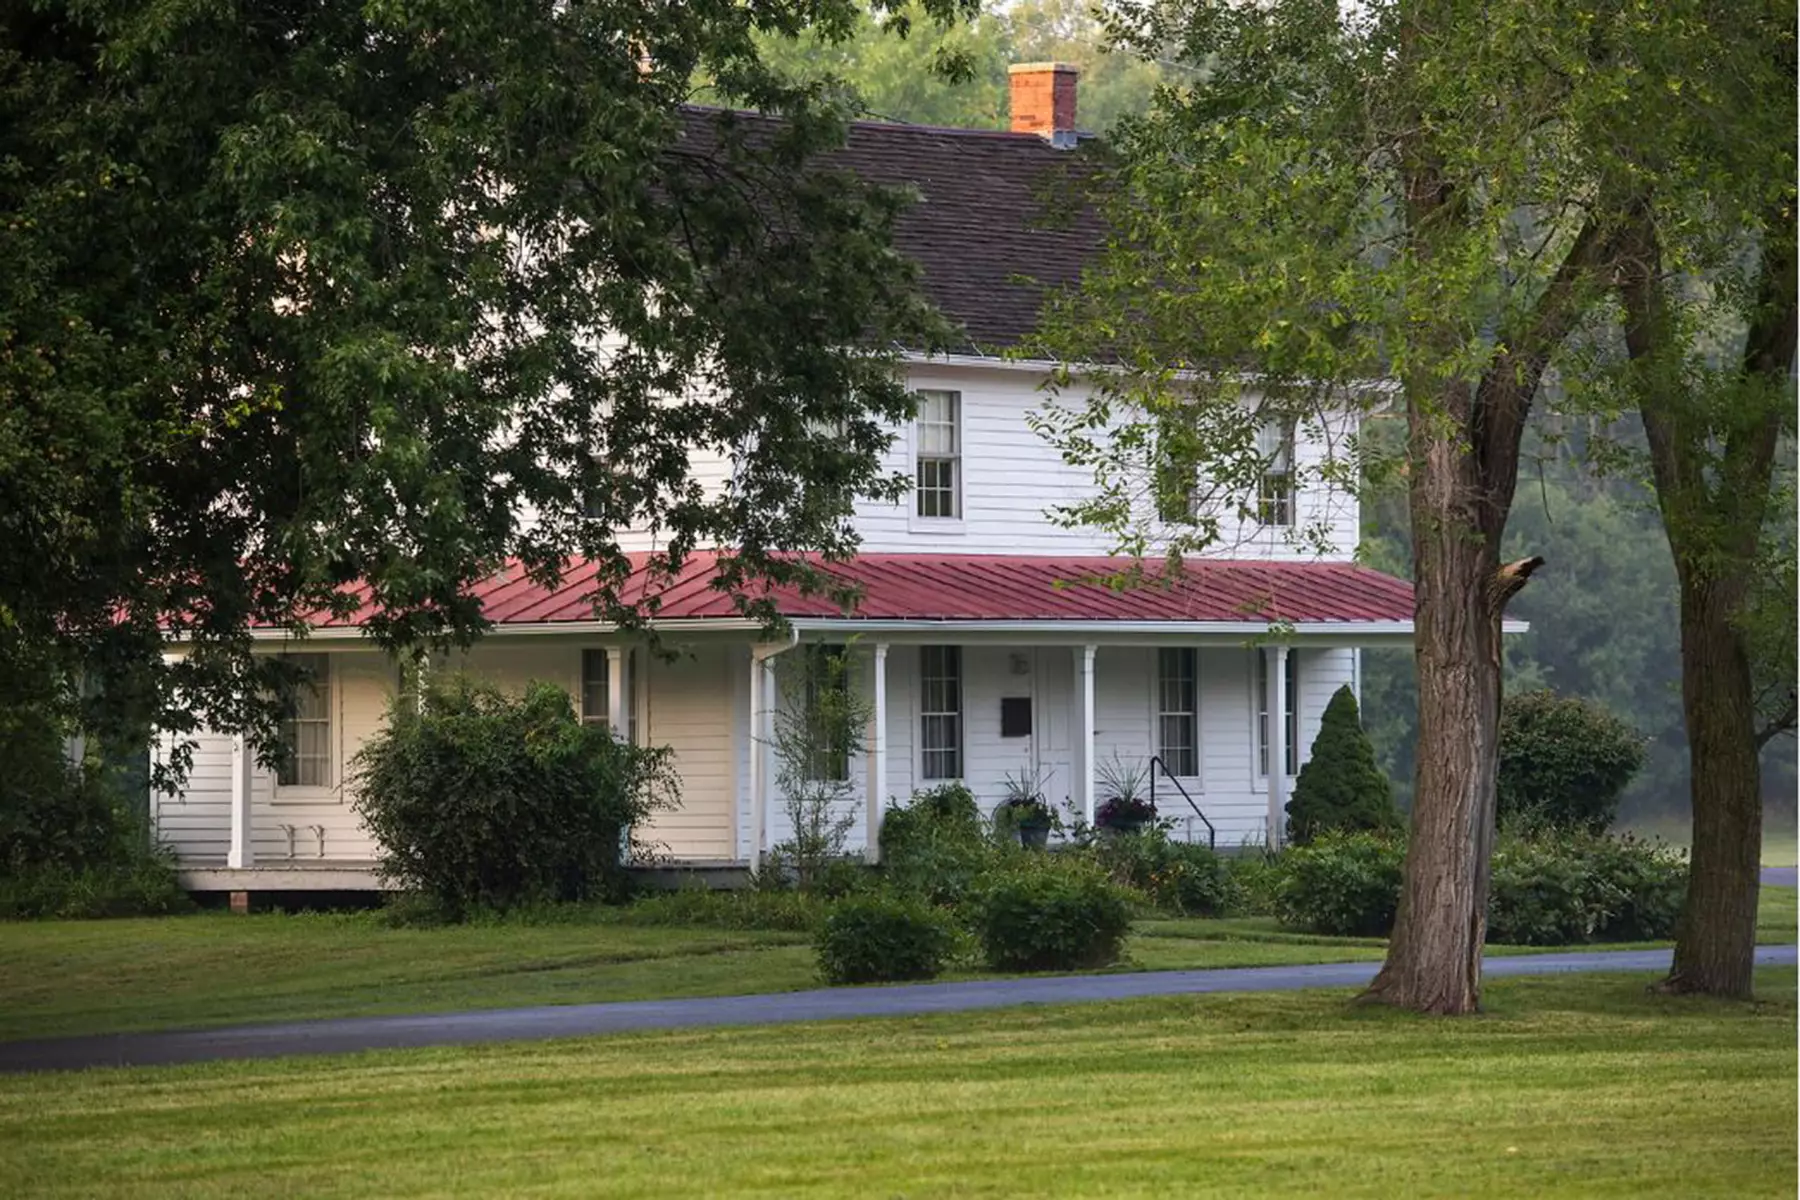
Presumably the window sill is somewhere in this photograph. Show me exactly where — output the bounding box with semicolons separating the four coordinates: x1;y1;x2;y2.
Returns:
907;516;967;536
272;788;341;805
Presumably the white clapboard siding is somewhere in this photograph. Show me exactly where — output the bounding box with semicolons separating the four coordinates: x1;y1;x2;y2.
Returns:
639;643;736;861
597;362;1361;561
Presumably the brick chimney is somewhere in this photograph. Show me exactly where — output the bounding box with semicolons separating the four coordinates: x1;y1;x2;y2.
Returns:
1008;62;1079;149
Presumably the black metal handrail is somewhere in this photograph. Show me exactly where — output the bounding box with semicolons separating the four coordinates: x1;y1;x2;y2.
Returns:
1148;756;1216;850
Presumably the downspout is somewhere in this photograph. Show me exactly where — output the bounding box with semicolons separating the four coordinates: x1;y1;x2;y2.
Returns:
748;628;801;874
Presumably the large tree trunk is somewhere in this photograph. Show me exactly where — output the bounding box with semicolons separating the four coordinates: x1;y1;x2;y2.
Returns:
1662;572;1764;997
1361;383;1544;1015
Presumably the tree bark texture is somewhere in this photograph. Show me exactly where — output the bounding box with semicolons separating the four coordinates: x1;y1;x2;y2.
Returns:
1662;575;1763;998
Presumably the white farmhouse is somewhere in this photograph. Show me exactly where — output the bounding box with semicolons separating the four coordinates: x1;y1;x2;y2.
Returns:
157;65;1425;894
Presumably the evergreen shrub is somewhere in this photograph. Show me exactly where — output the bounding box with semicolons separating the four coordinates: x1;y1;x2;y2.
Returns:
1285;686;1401;845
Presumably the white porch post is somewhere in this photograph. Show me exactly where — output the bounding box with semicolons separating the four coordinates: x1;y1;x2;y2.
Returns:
1267;644;1290;851
866;642;889;864
1077;644;1097;825
748;648;765;872
228;732;255;869
605;646;626;737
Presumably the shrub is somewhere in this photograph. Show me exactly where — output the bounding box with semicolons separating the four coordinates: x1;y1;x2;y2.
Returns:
618;887;828;932
1274;830;1405;937
1222;849;1285;917
1497;690;1645;834
0;700;186;919
974;858;1133;972
878;783;1006;905
353;676;674;918
1285;686;1401;845
1091;829;1244;917
1486;832;1686;945
816;894;956;984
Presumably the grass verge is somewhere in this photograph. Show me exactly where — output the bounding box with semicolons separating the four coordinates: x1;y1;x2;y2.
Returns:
0;890;1792;1043
0;968;1792;1199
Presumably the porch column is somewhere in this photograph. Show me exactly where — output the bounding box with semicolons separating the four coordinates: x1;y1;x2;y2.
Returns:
866;642;889;864
605;646;626;737
228;732;255;869
748;647;765;872
1267;644;1290;851
1077;644;1097;825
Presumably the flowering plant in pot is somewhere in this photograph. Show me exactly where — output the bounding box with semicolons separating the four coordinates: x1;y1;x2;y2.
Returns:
997;769;1058;850
1095;755;1155;834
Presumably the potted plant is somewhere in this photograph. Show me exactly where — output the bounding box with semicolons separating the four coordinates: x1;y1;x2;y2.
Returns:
1095;755;1155;835
997;769;1057;851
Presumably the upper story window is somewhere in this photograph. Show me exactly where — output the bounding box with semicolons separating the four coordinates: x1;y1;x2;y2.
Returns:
1156;648;1199;777
1256;650;1300;777
1256;420;1296;527
919;645;963;780
915;389;962;519
277;654;332;788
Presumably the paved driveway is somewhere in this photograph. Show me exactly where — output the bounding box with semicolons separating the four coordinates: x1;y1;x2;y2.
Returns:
1762;866;1796;887
3;945;1793;1075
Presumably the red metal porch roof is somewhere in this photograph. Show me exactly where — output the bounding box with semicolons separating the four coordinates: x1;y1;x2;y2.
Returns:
306;553;1415;628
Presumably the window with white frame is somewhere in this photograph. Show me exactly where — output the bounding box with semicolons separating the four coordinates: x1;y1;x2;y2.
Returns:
1256;650;1300;776
1256;420;1296;527
580;649;638;741
277;654;332;788
919;645;963;780
1156;648;1199;777
1155;437;1199;524
801;644;850;782
915;389;961;519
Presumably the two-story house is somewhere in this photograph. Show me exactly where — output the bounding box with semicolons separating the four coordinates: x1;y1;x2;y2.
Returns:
155;64;1424;894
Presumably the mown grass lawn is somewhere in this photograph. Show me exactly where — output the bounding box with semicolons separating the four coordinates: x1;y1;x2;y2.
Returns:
0;968;1792;1199
1;890;1793;1042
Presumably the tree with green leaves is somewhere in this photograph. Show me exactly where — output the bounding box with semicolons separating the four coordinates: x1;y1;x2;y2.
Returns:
1029;1;1677;1013
0;0;968;780
1286;686;1399;845
1595;2;1796;996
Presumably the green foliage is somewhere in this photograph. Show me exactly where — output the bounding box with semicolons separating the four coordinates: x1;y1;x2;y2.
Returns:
1497;690;1645;835
973;857;1132;972
815;893;957;984
1285;686;1399;845
1;0;958;784
878;783;1006;905
743;0;1164;135
1274;832;1405;939
1487;834;1688;946
768;646;870;892
0;855;189;920
609;888;830;933
1091;828;1244;917
353;677;674;918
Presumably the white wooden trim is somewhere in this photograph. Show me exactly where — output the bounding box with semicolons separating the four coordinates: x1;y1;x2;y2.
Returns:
605;646;625;737
1267;644;1290;850
1077;644;1096;824
228;733;254;869
868;642;889;863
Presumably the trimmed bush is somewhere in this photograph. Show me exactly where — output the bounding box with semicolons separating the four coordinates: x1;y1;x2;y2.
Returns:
1285;686;1401;845
354;676;674;918
878;783;1006;905
974;859;1133;972
1091;829;1244;917
1497;690;1645;834
816;894;956;984
1487;833;1686;945
1274;830;1405;937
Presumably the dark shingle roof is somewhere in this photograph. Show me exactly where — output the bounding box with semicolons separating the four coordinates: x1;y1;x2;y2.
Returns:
678;108;1104;354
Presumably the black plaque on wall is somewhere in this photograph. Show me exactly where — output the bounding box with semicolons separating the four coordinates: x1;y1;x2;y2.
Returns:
1000;696;1032;738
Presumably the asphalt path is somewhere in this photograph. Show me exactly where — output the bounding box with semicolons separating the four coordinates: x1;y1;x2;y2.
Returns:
3;944;1793;1076
1763;866;1796;887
